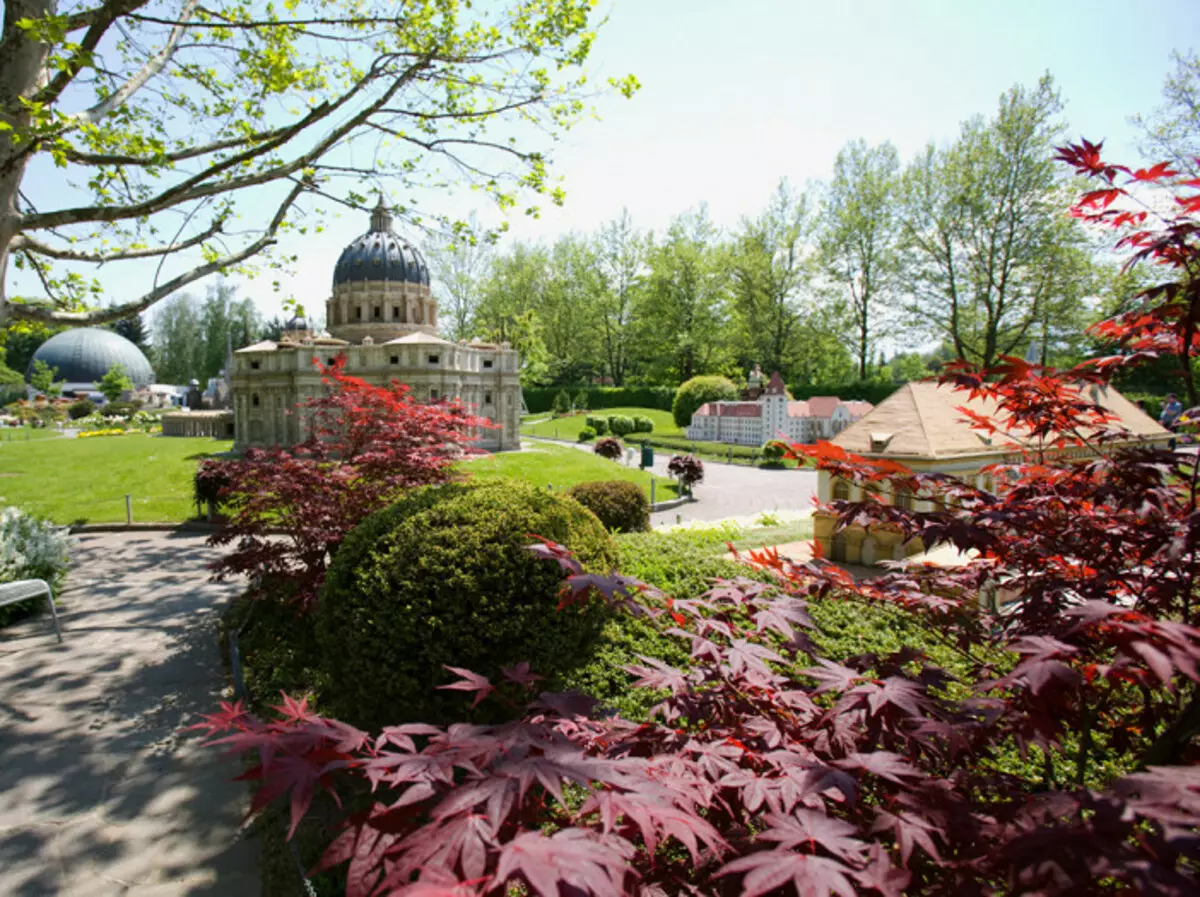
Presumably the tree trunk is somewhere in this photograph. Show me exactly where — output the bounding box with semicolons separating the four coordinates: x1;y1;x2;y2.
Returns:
0;0;55;323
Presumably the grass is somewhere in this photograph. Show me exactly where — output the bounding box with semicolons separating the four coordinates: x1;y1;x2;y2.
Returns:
520;407;683;440
0;433;233;524
462;442;680;500
0;426;63;442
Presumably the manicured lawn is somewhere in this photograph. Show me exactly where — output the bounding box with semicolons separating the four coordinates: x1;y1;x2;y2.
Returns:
0;426;63;442
520;407;683;440
0;433;233;524
462;442;681;499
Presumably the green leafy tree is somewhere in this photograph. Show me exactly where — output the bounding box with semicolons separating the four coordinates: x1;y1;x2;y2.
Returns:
0;0;636;327
96;363;133;402
1134;50;1200;178
820;140;901;379
149;292;204;384
729;180;815;380
672;375;738;429
596;210;648;386
540;235;604;384
111;314;150;352
898;75;1088;368
637;207;731;384
0;320;61;375
28;358;61;396
427;214;493;342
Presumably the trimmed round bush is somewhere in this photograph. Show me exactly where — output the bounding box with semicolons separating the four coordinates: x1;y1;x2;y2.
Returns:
566;480;649;533
315;479;617;728
672;375;738;428
67;398;95;420
585;415;609;436
578;426;597;442
100;400;138;418
593;437;623;461
632;415;654;434
607;414;635;437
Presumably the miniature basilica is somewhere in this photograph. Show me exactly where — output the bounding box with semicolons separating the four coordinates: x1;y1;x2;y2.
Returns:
230;200;521;451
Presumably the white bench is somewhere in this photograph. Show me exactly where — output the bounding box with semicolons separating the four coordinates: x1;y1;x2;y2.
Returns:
0;579;62;642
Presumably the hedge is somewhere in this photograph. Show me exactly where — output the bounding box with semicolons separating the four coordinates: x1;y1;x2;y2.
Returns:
524;386;674;414
788;380;902;405
315;479;617;729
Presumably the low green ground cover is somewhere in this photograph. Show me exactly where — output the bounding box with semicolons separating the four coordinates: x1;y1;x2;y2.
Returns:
0;434;234;524
520;406;682;440
0;426;63;442
461;441;680;499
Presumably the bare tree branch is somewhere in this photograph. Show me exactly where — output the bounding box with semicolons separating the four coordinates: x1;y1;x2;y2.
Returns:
7;181;305;325
67;0;201;127
13;214;225;262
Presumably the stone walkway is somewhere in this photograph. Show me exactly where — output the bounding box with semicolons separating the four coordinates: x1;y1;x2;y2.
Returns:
0;532;256;897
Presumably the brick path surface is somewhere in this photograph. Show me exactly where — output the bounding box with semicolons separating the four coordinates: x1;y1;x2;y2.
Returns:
0;532;256;897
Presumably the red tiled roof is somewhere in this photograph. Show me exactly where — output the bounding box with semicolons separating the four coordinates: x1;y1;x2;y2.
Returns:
787;400;811;417
806;396;841;418
693;402;761;418
766;370;787;395
842;400;874;417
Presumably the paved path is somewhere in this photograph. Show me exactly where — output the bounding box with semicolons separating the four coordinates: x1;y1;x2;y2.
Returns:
0;532;256;897
525;438;818;527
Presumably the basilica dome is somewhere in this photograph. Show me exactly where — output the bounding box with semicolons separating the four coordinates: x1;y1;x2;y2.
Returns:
331;199;429;288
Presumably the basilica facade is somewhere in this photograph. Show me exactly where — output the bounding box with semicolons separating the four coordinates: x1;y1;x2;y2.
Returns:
229;201;521;451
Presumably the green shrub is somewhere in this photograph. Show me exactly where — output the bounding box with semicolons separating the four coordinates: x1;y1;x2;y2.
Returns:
67;398;96;420
315;479;617;729
607;414;635;437
593;436;623;461
585;415;609;435
100;400;138;418
578;426;597;442
632;414;654;433
566;480;649;533
0;507;70;628
552;389;571;415
573;390;589;411
761;439;788;463
672;375;738;428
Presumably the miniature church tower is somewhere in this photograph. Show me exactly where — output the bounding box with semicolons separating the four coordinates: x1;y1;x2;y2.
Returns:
762;370;789;442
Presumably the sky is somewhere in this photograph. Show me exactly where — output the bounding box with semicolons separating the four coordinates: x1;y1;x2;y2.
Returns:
12;0;1200;327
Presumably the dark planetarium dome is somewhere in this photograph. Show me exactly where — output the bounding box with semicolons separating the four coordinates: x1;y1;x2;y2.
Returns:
27;327;155;389
332;198;430;289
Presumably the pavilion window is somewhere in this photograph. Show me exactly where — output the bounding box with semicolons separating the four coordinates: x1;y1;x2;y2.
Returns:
832;478;851;501
392;307;400;320
250;361;260;370
390;355;399;365
428;354;439;365
252;393;260;408
485;392;493;405
483;359;494;369
894;488;914;511
374;306;381;319
355;307;362;320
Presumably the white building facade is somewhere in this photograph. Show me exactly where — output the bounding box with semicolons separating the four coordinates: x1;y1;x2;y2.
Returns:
685;371;873;446
230;201;521;451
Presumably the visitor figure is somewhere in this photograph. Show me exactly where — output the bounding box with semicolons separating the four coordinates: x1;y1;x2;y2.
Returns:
1161;393;1184;431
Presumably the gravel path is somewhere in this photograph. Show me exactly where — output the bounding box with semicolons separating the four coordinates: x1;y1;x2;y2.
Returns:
0;532;255;897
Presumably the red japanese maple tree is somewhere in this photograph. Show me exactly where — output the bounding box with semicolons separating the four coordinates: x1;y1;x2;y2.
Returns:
206;357;489;608
195;146;1200;895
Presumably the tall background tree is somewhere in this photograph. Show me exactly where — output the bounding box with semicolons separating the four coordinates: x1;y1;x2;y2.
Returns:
1133;50;1200;178
150;279;259;383
595;210;646;386
0;0;634;326
636;206;731;384
820;140;901;379
898;75;1088;368
729;180;815;380
427;215;493;343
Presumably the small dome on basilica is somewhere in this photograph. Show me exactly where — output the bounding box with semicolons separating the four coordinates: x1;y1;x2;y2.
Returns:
27;327;154;390
332;198;430;288
284;314;310;331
